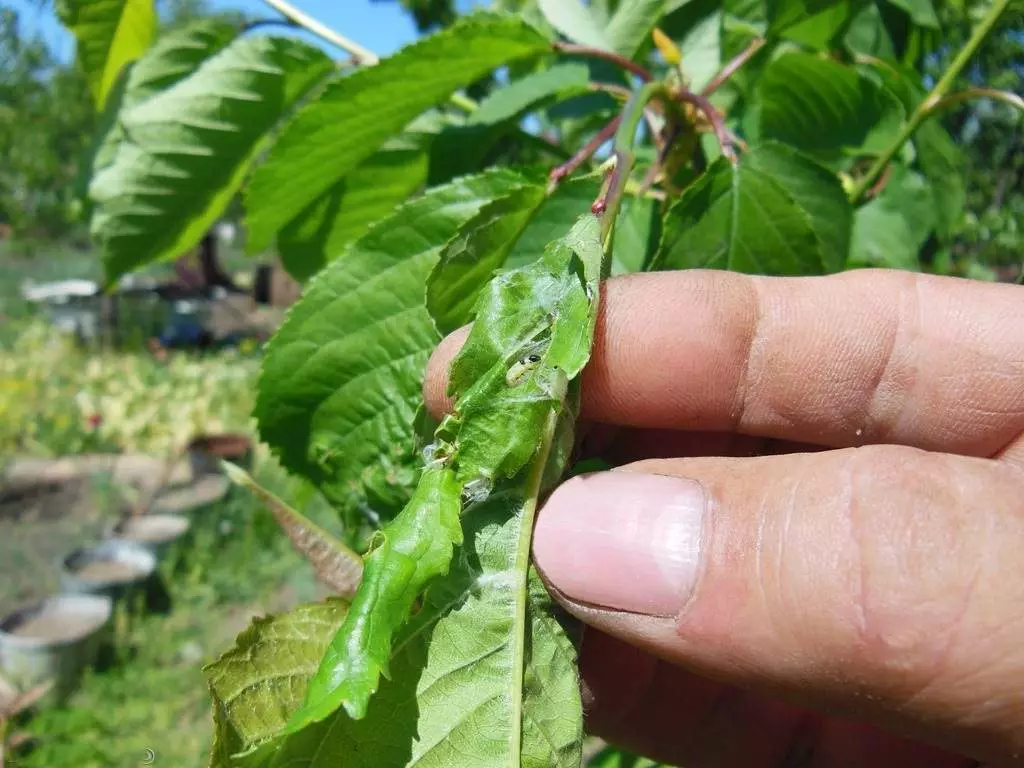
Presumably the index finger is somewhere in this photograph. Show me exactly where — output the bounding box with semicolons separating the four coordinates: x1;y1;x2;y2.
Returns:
424;269;1024;457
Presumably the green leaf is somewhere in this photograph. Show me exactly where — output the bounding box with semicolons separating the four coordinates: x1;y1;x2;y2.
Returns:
742;142;851;272
508;178;600;268
654;152;838;275
677;8;721;93
290;467;463;727
863;61;965;236
605;0;668;56
757;52;904;159
57;0;155;109
286;216;601;749
848;165;934;269
86;20;239;195
427;185;548;335
255;169;533;508
245;13;550;253
206;599;350;764
775;0;856;48
611;195;661;274
117;19;239;110
722;0;766;58
90;35;334;283
278;144;430;282
537;0;613;49
219;506;581;768
767;0;846;34
884;0;939;28
844;2;897;58
467;63;591;127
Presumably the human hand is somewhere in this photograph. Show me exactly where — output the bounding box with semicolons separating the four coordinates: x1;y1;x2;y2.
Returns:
424;269;1024;767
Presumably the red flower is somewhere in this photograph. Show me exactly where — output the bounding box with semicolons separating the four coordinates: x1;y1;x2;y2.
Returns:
87;413;103;429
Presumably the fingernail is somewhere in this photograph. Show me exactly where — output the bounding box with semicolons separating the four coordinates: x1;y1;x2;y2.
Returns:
533;472;706;616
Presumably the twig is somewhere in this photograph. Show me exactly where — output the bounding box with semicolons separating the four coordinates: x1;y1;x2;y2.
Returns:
554;42;653;82
593;82;670;240
923;87;1024;116
548;116;621;190
701;37;766;96
261;0;378;64
675;89;737;164
848;0;1012;204
588;81;633;101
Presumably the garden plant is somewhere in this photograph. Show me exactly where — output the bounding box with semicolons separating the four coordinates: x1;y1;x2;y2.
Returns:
53;0;1023;764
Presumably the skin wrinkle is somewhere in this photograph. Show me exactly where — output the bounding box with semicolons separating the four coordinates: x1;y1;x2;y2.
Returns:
863;274;914;445
732;274;766;431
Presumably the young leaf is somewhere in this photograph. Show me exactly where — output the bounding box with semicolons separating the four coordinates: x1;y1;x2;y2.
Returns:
223;462;363;598
90;35;334;282
467;63;591;127
255;169;536;508
291;467;463;727
654;149;841;275
57;0;155;109
757;52;904;159
206;599;350;764
245;13;550;253
277;143;430;281
427;185;548;334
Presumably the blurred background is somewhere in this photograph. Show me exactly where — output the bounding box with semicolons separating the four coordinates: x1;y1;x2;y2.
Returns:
0;0;1020;765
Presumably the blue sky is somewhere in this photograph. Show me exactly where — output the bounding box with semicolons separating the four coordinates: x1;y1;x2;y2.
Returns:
8;0;431;60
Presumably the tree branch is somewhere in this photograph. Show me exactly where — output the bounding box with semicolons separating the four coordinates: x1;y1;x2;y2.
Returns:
848;0;1013;204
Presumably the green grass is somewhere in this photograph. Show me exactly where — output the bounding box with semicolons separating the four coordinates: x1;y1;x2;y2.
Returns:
9;467;340;768
1;244;346;768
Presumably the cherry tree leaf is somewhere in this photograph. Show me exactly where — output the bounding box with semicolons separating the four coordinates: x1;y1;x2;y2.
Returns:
655;145;849;275
255;169;535;509
245;13;551;253
57;0;155;108
90;35;334;282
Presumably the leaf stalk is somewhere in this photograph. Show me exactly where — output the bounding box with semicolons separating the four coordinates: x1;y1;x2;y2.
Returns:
701;37;766;96
553;42;653;82
848;0;1012;204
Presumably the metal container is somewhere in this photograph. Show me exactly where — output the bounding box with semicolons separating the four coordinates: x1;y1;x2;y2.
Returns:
105;514;192;558
186;433;254;477
59;540;157;600
0;594;112;700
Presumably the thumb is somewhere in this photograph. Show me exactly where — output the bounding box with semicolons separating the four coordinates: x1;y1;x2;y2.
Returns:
532;447;1024;763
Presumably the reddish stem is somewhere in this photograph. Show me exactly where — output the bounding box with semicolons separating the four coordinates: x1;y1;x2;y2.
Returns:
676;90;738;164
548;116;622;189
701;37;766;96
554;42;653;82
